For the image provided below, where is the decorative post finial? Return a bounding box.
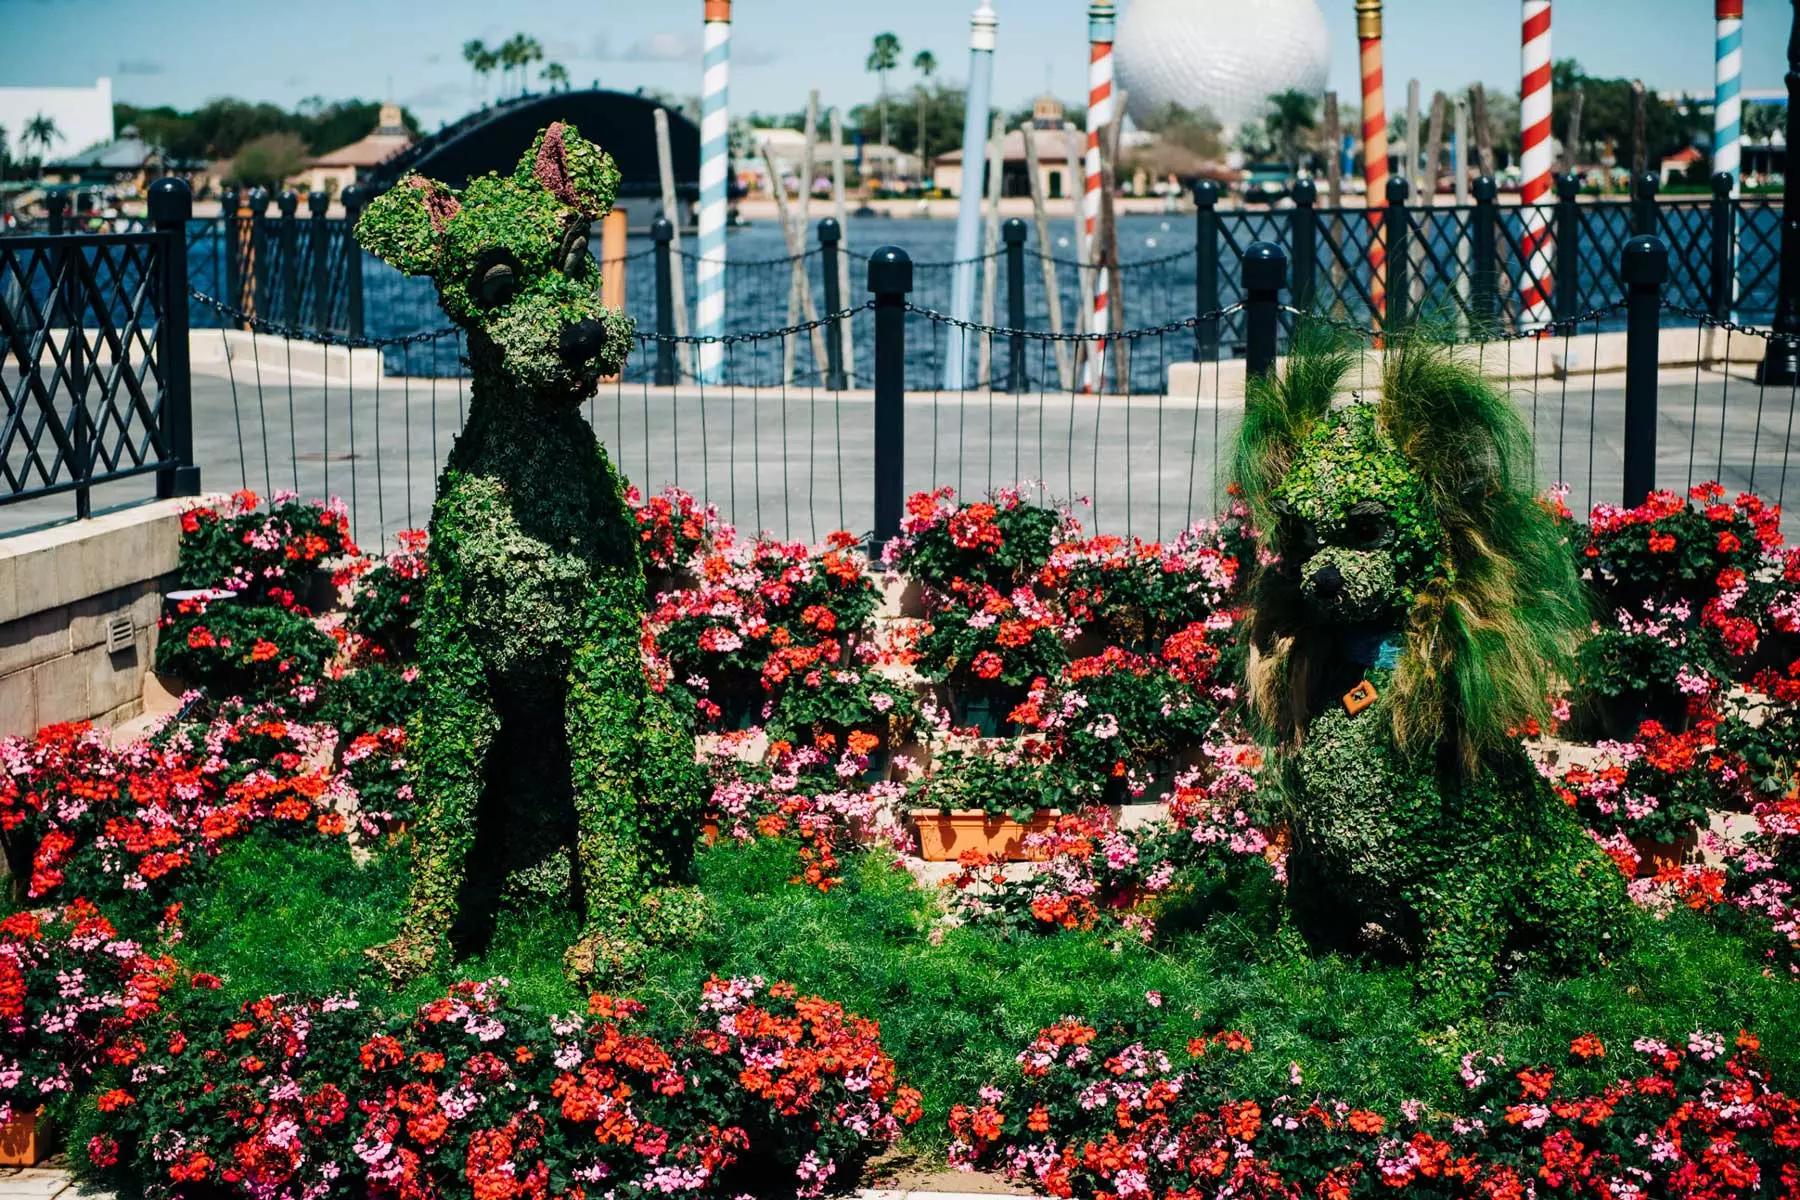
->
[971,2,997,50]
[1355,0,1383,39]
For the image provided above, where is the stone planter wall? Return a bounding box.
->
[0,498,195,738]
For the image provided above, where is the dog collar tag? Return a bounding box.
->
[1342,679,1379,716]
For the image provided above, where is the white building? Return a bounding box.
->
[0,77,115,161]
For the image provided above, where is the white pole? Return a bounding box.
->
[696,0,732,382]
[945,1,998,391]
[654,107,693,379]
[829,107,856,387]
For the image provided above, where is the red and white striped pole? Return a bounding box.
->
[1356,0,1389,321]
[1082,0,1116,393]
[1518,0,1555,326]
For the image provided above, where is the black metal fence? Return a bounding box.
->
[11,171,1782,391]
[5,175,1798,551]
[0,179,198,519]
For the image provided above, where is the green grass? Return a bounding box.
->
[180,833,1800,1146]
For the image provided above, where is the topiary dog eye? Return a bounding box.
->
[559,221,592,275]
[1344,502,1395,549]
[469,248,524,308]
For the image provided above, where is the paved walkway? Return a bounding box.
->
[5,364,1797,549]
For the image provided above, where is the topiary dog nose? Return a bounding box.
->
[559,318,606,364]
[1311,563,1345,599]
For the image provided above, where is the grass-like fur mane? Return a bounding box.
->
[1234,330,1588,768]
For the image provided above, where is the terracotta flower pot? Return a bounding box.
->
[0,1107,50,1166]
[909,808,1059,862]
[1630,830,1699,878]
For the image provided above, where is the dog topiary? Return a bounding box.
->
[355,123,703,984]
[1233,334,1631,1021]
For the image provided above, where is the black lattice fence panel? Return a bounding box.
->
[1408,205,1477,326]
[1576,203,1635,313]
[1217,208,1289,349]
[1737,199,1781,322]
[1313,208,1382,331]
[1657,202,1714,313]
[0,232,172,512]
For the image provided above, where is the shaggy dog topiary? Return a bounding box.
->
[355,123,703,984]
[1234,334,1631,1021]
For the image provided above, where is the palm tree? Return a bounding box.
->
[867,32,903,166]
[1263,89,1318,173]
[912,48,938,178]
[1746,100,1786,145]
[23,113,61,165]
[520,36,545,95]
[463,39,489,103]
[541,62,570,93]
[498,36,525,97]
[0,124,9,183]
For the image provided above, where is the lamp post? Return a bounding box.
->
[945,1,998,391]
[696,0,732,383]
[1758,0,1800,385]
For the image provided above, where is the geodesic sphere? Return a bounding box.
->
[1114,0,1331,134]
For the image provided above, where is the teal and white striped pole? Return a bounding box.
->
[697,0,732,382]
[1716,0,1743,192]
[945,1,998,391]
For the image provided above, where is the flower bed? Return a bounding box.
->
[952,999,1800,1200]
[6,480,1800,1200]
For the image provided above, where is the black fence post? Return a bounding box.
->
[1760,4,1800,384]
[341,184,368,339]
[1632,171,1660,237]
[249,188,273,319]
[150,178,200,499]
[1384,176,1411,331]
[651,217,677,386]
[1622,235,1668,508]
[278,190,300,326]
[868,246,912,550]
[46,190,67,234]
[1243,241,1287,380]
[818,217,848,391]
[1553,173,1582,324]
[1710,171,1736,322]
[308,191,330,330]
[1193,179,1220,362]
[1472,176,1499,334]
[1003,217,1028,393]
[1290,178,1318,312]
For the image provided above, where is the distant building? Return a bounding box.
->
[0,77,114,163]
[931,98,1081,199]
[289,103,414,197]
[750,127,919,192]
[41,128,206,194]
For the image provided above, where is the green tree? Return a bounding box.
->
[1745,100,1786,144]
[1548,59,1703,169]
[229,131,310,190]
[850,82,964,162]
[1264,89,1318,173]
[867,32,902,165]
[1128,102,1225,181]
[913,48,938,176]
[23,113,61,163]
[463,39,491,103]
[542,62,571,93]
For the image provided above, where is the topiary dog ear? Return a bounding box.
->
[517,122,620,219]
[356,175,461,275]
[1230,321,1354,515]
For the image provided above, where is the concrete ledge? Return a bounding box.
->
[1165,326,1771,401]
[188,329,390,383]
[0,497,194,736]
[33,328,392,385]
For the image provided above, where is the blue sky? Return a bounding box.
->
[1,0,1792,129]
